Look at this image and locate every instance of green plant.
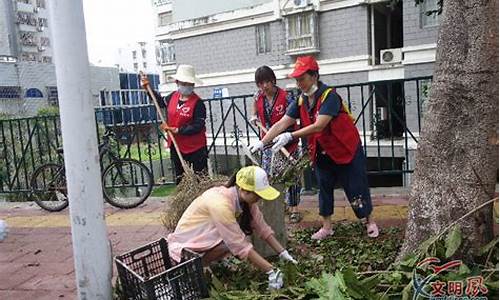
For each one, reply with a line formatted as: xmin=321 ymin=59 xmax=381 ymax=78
xmin=36 ymin=105 xmax=59 ymax=116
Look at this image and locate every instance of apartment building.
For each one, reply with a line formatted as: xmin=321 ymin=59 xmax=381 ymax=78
xmin=0 ymin=0 xmax=121 ymax=116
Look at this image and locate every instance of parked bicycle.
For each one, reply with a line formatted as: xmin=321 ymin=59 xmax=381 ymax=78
xmin=30 ymin=129 xmax=154 ymax=212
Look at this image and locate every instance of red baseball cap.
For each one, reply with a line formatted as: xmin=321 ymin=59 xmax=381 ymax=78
xmin=288 ymin=56 xmax=319 ymax=78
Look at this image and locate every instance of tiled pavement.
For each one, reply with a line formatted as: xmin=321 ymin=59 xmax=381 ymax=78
xmin=0 ymin=187 xmax=409 ymax=300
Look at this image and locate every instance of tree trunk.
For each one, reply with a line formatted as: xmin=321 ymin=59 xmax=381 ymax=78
xmin=252 ymin=184 xmax=287 ymax=257
xmin=399 ymin=0 xmax=498 ymax=258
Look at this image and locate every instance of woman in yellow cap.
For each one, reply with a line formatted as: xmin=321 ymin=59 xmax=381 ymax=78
xmin=167 ymin=166 xmax=296 ymax=290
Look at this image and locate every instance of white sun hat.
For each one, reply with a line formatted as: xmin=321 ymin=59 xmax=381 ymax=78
xmin=170 ymin=64 xmax=203 ymax=85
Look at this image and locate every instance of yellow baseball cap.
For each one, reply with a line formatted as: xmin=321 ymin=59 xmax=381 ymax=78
xmin=236 ymin=166 xmax=280 ymax=201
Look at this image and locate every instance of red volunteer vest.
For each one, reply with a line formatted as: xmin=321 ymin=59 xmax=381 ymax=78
xmin=166 ymin=91 xmax=207 ymax=154
xmin=299 ymin=88 xmax=360 ymax=164
xmin=256 ymin=88 xmax=298 ymax=153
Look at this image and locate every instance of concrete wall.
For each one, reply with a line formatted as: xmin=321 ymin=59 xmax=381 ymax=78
xmin=175 ymin=20 xmax=292 ymax=75
xmin=318 ymin=5 xmax=370 ymax=60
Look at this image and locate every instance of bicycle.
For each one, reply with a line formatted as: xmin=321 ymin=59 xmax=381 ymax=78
xmin=30 ymin=129 xmax=154 ymax=212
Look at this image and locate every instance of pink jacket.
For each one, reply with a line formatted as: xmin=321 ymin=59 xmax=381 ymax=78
xmin=167 ymin=186 xmax=274 ymax=262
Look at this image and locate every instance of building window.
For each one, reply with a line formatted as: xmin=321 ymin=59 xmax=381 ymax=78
xmin=36 ymin=0 xmax=45 ymax=9
xmin=25 ymin=88 xmax=43 ymax=98
xmin=420 ymin=0 xmax=440 ymax=28
xmin=285 ymin=11 xmax=319 ymax=54
xmin=40 ymin=37 xmax=50 ymax=46
xmin=46 ymin=86 xmax=58 ymax=105
xmin=16 ymin=12 xmax=37 ymax=26
xmin=256 ymin=23 xmax=271 ymax=54
xmin=159 ymin=40 xmax=175 ymax=64
xmin=0 ymin=86 xmax=21 ymax=99
xmin=20 ymin=31 xmax=37 ymax=46
xmin=154 ymin=0 xmax=172 ymax=6
xmin=132 ymin=50 xmax=137 ymax=60
xmin=17 ymin=0 xmax=31 ymax=4
xmin=133 ymin=63 xmax=138 ymax=71
xmin=38 ymin=17 xmax=48 ymax=27
xmin=158 ymin=12 xmax=172 ymax=27
xmin=143 ymin=62 xmax=147 ymax=69
xmin=142 ymin=49 xmax=147 ymax=59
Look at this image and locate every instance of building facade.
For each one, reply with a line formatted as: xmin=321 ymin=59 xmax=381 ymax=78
xmin=153 ymin=0 xmax=438 ymax=97
xmin=0 ymin=0 xmax=122 ymax=116
xmin=152 ymin=0 xmax=440 ymax=185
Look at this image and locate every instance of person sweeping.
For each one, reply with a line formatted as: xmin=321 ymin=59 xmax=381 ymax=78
xmin=250 ymin=56 xmax=379 ymax=240
xmin=140 ymin=65 xmax=208 ymax=184
xmin=166 ymin=166 xmax=297 ymax=290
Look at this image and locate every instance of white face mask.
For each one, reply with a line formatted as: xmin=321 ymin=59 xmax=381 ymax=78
xmin=304 ymin=84 xmax=318 ymax=97
xmin=178 ymin=85 xmax=194 ymax=96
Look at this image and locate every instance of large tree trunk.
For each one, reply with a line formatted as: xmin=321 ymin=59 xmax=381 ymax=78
xmin=399 ymin=0 xmax=498 ymax=258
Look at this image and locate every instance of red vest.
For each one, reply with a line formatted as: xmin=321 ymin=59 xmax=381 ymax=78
xmin=166 ymin=91 xmax=207 ymax=154
xmin=256 ymin=88 xmax=298 ymax=153
xmin=299 ymin=88 xmax=360 ymax=164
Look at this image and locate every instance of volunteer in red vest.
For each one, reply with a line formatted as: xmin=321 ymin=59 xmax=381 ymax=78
xmin=249 ymin=66 xmax=302 ymax=223
xmin=250 ymin=56 xmax=379 ymax=240
xmin=141 ymin=65 xmax=208 ymax=184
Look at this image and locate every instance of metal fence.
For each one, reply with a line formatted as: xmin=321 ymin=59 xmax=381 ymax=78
xmin=0 ymin=76 xmax=432 ymax=193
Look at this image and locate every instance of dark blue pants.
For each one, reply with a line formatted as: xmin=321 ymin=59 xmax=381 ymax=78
xmin=314 ymin=145 xmax=373 ymax=219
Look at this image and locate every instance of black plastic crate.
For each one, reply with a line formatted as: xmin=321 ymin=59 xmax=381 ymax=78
xmin=115 ymin=238 xmax=208 ymax=300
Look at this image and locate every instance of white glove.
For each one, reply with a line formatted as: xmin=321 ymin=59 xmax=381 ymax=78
xmin=267 ymin=269 xmax=283 ymax=290
xmin=279 ymin=250 xmax=298 ymax=264
xmin=271 ymin=132 xmax=293 ymax=153
xmin=249 ymin=141 xmax=264 ymax=153
xmin=249 ymin=115 xmax=259 ymax=125
xmin=0 ymin=219 xmax=8 ymax=242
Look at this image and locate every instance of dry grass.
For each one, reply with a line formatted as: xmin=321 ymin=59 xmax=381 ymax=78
xmin=161 ymin=168 xmax=228 ymax=230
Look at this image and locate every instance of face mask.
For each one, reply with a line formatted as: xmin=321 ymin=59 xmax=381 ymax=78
xmin=178 ymin=85 xmax=194 ymax=96
xmin=304 ymin=84 xmax=318 ymax=97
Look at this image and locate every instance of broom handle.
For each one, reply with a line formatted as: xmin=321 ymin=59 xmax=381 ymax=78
xmin=255 ymin=121 xmax=293 ymax=160
xmin=141 ymin=72 xmax=189 ymax=172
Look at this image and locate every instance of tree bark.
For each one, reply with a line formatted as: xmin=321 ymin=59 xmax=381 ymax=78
xmin=399 ymin=0 xmax=498 ymax=259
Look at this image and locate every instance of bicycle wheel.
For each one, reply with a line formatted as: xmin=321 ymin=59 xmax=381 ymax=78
xmin=102 ymin=158 xmax=153 ymax=209
xmin=30 ymin=163 xmax=69 ymax=212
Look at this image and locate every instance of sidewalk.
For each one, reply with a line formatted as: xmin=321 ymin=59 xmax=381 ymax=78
xmin=0 ymin=187 xmax=409 ymax=300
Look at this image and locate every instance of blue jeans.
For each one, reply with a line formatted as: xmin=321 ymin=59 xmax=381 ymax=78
xmin=262 ymin=148 xmax=301 ymax=207
xmin=314 ymin=145 xmax=373 ymax=218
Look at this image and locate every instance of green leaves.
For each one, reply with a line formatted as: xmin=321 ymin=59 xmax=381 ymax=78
xmin=445 ymin=225 xmax=462 ymax=258
xmin=305 ymin=272 xmax=350 ymax=300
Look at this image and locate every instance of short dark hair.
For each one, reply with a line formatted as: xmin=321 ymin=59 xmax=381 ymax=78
xmin=255 ymin=66 xmax=276 ymax=85
xmin=306 ymin=70 xmax=320 ymax=80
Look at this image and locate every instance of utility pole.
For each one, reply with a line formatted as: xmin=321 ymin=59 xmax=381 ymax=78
xmin=48 ymin=1 xmax=112 ymax=299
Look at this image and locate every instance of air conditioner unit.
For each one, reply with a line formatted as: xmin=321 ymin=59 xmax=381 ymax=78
xmin=380 ymin=48 xmax=402 ymax=64
xmin=33 ymin=7 xmax=39 ymax=13
xmin=37 ymin=26 xmax=44 ymax=32
xmin=37 ymin=46 xmax=45 ymax=52
xmin=293 ymin=0 xmax=309 ymax=8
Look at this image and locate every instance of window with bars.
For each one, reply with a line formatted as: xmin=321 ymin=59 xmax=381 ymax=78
xmin=420 ymin=0 xmax=440 ymax=28
xmin=159 ymin=41 xmax=175 ymax=64
xmin=16 ymin=12 xmax=37 ymax=26
xmin=0 ymin=87 xmax=21 ymax=99
xmin=20 ymin=32 xmax=38 ymax=46
xmin=38 ymin=17 xmax=48 ymax=27
xmin=285 ymin=11 xmax=319 ymax=54
xmin=256 ymin=23 xmax=271 ymax=54
xmin=46 ymin=86 xmax=58 ymax=105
